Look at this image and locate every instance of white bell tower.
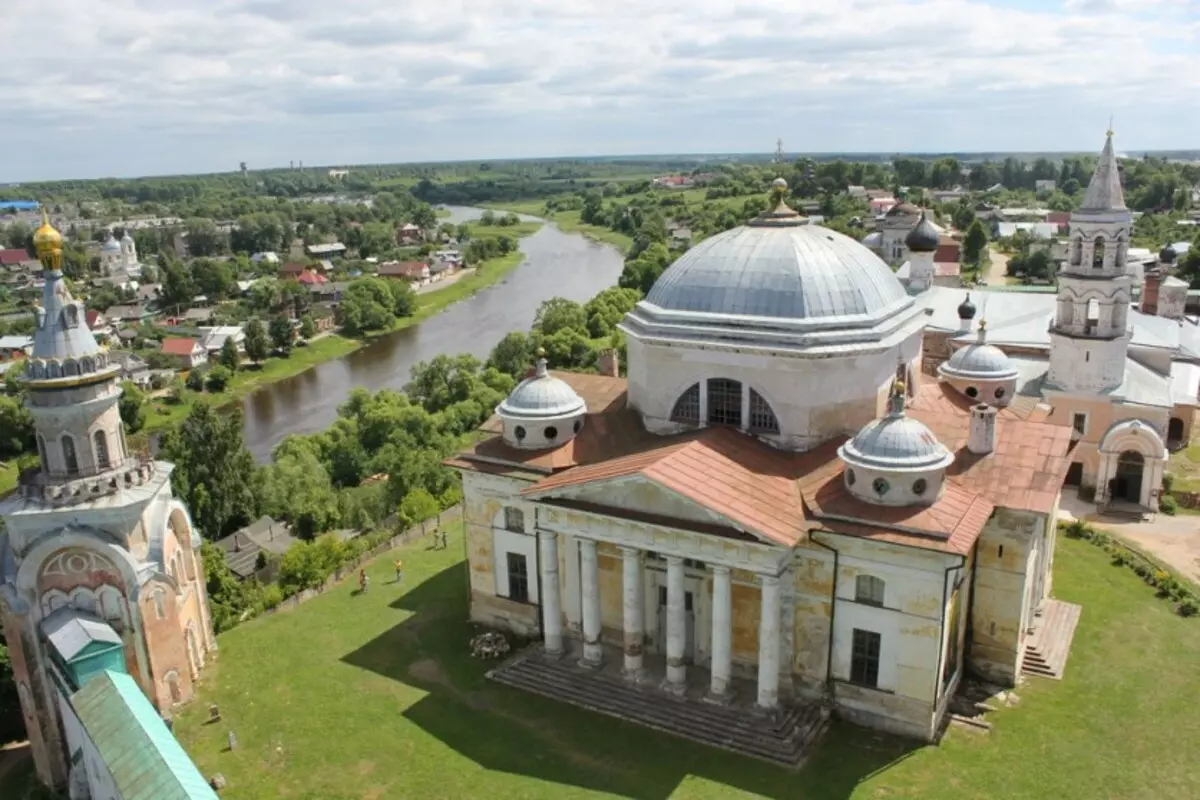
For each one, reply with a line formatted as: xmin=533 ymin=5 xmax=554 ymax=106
xmin=1048 ymin=131 xmax=1132 ymax=394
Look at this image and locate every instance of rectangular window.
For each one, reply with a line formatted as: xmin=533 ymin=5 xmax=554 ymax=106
xmin=850 ymin=629 xmax=881 ymax=688
xmin=503 ymin=506 xmax=525 ymax=533
xmin=506 ymin=552 xmax=529 ymax=603
xmin=854 ymin=575 xmax=885 ymax=607
xmin=706 ymin=378 xmax=742 ymax=427
xmin=1072 ymin=413 xmax=1086 ymax=436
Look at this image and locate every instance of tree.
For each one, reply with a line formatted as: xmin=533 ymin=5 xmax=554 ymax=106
xmin=219 ymin=337 xmax=240 ymax=371
xmin=299 ymin=314 xmax=316 ymax=340
xmin=0 ymin=395 xmax=34 ymax=459
xmin=260 ymin=450 xmax=340 ymax=539
xmin=117 ymin=381 xmax=147 ymax=434
xmin=584 ymin=286 xmax=641 ymax=338
xmin=185 ymin=368 xmax=206 ymax=392
xmin=963 ymin=219 xmax=989 ymax=264
xmin=951 ymin=204 xmax=976 ymax=232
xmin=191 ymin=258 xmax=237 ymax=300
xmin=269 ymin=315 xmax=294 ymax=353
xmin=184 ymin=218 xmax=224 ymax=257
xmin=533 ymin=297 xmax=587 ymax=336
xmin=205 ymin=364 xmax=232 ymax=392
xmin=244 ymin=317 xmax=270 ymax=363
xmin=338 ymin=277 xmax=411 ymax=335
xmin=160 ymin=404 xmax=259 ymax=539
xmin=159 ymin=258 xmax=194 ymax=308
xmin=399 ymin=487 xmax=440 ymax=529
xmin=487 ymin=331 xmax=534 ymax=378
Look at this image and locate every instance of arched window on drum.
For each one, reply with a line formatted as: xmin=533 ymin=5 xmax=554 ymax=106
xmin=748 ymin=389 xmax=779 ymax=434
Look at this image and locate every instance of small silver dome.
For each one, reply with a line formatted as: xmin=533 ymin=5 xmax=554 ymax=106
xmin=101 ymin=234 xmax=121 ymax=253
xmin=941 ymin=342 xmax=1018 ymax=381
xmin=644 ymin=223 xmax=909 ymax=323
xmin=497 ymin=360 xmax=586 ymax=419
xmin=839 ymin=413 xmax=954 ymax=472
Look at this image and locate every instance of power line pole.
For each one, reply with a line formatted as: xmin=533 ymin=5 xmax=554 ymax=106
xmin=774 ymin=137 xmax=784 ymax=164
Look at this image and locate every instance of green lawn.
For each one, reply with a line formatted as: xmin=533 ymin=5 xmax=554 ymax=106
xmin=0 ymin=462 xmax=17 ymax=496
xmin=173 ymin=529 xmax=1200 ymax=800
xmin=463 ymin=220 xmax=543 ymax=239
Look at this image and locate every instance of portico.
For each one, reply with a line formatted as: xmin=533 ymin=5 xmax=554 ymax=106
xmin=533 ymin=502 xmax=792 ymax=710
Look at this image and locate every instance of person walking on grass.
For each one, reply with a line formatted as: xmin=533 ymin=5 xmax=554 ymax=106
xmin=394 ymin=559 xmax=404 ymax=584
xmin=359 ymin=569 xmax=369 ymax=594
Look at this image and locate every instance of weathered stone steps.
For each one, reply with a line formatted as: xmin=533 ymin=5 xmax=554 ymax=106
xmin=488 ymin=656 xmax=829 ymax=767
xmin=1021 ymin=600 xmax=1082 ymax=680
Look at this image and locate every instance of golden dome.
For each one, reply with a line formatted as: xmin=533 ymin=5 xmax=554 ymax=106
xmin=33 ymin=210 xmax=62 ymax=253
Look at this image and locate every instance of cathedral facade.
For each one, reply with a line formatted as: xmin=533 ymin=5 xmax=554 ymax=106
xmin=0 ymin=216 xmax=216 ymax=790
xmin=450 ymin=180 xmax=1073 ymax=744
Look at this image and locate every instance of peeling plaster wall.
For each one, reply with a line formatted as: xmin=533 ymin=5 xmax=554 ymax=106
xmin=969 ymin=508 xmax=1047 ymax=685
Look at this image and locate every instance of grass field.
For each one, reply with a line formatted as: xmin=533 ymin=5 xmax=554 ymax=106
xmin=172 ymin=526 xmax=1200 ymax=800
xmin=0 ymin=462 xmax=17 ymax=496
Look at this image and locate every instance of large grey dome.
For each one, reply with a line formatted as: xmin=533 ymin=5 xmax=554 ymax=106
xmin=839 ymin=414 xmax=953 ymax=472
xmin=645 ymin=223 xmax=909 ymax=323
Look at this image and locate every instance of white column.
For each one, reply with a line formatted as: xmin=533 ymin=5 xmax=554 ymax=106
xmin=709 ymin=565 xmax=732 ymax=700
xmin=665 ymin=555 xmax=687 ymax=693
xmin=740 ymin=386 xmax=751 ymax=431
xmin=538 ymin=530 xmax=563 ymax=657
xmin=757 ymin=574 xmax=782 ymax=709
xmin=563 ymin=533 xmax=582 ymax=636
xmin=579 ymin=538 xmax=603 ymax=667
xmin=620 ymin=546 xmax=644 ymax=678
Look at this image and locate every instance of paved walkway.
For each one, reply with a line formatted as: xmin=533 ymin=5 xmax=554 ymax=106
xmin=985 ymin=247 xmax=1009 ymax=285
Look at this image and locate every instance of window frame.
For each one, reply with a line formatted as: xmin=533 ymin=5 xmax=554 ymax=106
xmin=854 ymin=574 xmax=886 ymax=607
xmin=502 ymin=506 xmax=525 ymax=533
xmin=706 ymin=377 xmax=742 ymax=427
xmin=669 ymin=383 xmax=701 ymax=425
xmin=849 ymin=628 xmax=882 ymax=688
xmin=1071 ymin=412 xmax=1087 ymax=436
xmin=506 ymin=551 xmax=530 ymax=603
xmin=748 ymin=388 xmax=780 ymax=434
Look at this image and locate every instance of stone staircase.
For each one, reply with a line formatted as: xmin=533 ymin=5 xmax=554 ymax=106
xmin=488 ymin=656 xmax=830 ymax=767
xmin=1020 ymin=599 xmax=1082 ymax=680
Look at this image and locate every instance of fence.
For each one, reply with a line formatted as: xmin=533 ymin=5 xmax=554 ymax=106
xmin=259 ymin=507 xmax=461 ymax=618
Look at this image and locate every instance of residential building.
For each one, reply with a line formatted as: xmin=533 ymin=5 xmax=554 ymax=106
xmin=0 ymin=215 xmax=217 ymax=792
xmin=305 ymin=242 xmax=346 ymax=258
xmin=1035 ymin=179 xmax=1057 ymax=193
xmin=160 ymin=338 xmax=208 ymax=369
xmin=197 ymin=326 xmax=245 ymax=355
xmin=379 ymin=261 xmax=429 ymax=283
xmin=103 ymin=305 xmax=155 ymax=327
xmin=213 ymin=516 xmax=298 ymax=582
xmin=396 ymin=223 xmax=424 ymax=245
xmin=0 ymin=334 xmax=32 ymax=360
xmin=250 ymin=251 xmax=280 ymax=265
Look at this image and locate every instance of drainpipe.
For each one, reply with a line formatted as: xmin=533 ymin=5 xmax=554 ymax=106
xmin=934 ymin=554 xmax=967 ymax=706
xmin=533 ymin=505 xmax=546 ymax=642
xmin=964 ymin=540 xmax=980 ymax=673
xmin=807 ymin=531 xmax=840 ymax=699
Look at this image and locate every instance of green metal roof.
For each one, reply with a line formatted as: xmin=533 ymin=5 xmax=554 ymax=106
xmin=72 ymin=671 xmax=217 ymax=800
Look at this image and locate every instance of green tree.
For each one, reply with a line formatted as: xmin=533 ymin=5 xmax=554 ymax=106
xmin=487 ymin=331 xmax=534 ymax=378
xmin=399 ymin=487 xmax=440 ymax=528
xmin=117 ymin=381 xmax=147 ymax=434
xmin=0 ymin=395 xmax=34 ymax=459
xmin=160 ymin=404 xmax=259 ymax=539
xmin=159 ymin=257 xmax=194 ymax=308
xmin=205 ymin=365 xmax=231 ymax=392
xmin=533 ymin=297 xmax=587 ymax=336
xmin=339 ymin=277 xmax=404 ymax=335
xmin=185 ymin=368 xmax=206 ymax=392
xmin=184 ymin=218 xmax=224 ymax=257
xmin=219 ymin=337 xmax=240 ymax=371
xmin=584 ymin=286 xmax=641 ymax=338
xmin=963 ymin=219 xmax=989 ymax=264
xmin=260 ymin=449 xmax=340 ymax=539
xmin=269 ymin=315 xmax=294 ymax=353
xmin=951 ymin=204 xmax=976 ymax=232
xmin=244 ymin=317 xmax=270 ymax=363
xmin=191 ymin=258 xmax=237 ymax=300
xmin=299 ymin=314 xmax=316 ymax=340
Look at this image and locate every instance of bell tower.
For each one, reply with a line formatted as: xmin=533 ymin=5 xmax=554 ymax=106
xmin=1048 ymin=131 xmax=1132 ymax=393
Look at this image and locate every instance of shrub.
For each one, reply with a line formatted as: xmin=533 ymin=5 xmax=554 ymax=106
xmin=1179 ymin=598 xmax=1200 ymax=617
xmin=185 ymin=369 xmax=205 ymax=392
xmin=1160 ymin=494 xmax=1178 ymax=516
xmin=263 ymin=584 xmax=284 ymax=611
xmin=205 ymin=365 xmax=232 ymax=392
xmin=1162 ymin=472 xmax=1176 ymax=494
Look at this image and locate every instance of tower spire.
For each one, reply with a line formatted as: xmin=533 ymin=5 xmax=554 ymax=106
xmin=1080 ymin=129 xmax=1126 ymax=212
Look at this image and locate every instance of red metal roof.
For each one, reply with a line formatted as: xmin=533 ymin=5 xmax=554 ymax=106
xmin=161 ymin=338 xmax=200 ymax=356
xmin=0 ymin=249 xmax=31 ymax=266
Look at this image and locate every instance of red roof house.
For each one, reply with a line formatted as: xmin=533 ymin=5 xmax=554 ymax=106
xmin=295 ymin=269 xmax=329 ymax=286
xmin=0 ymin=248 xmax=32 ymax=266
xmin=161 ymin=337 xmax=208 ymax=368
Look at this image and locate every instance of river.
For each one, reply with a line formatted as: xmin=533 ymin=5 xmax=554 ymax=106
xmin=238 ymin=206 xmax=625 ymax=461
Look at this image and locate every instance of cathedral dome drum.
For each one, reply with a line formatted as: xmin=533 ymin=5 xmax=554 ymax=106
xmin=938 ymin=322 xmax=1019 ymax=406
xmin=100 ymin=234 xmax=121 ymax=254
xmin=496 ymin=351 xmax=588 ymax=450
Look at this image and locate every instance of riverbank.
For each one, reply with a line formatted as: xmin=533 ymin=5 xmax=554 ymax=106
xmin=481 ymin=202 xmax=633 ymax=254
xmin=141 ymin=246 xmax=532 ymax=435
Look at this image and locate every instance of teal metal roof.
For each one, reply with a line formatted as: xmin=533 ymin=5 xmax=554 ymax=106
xmin=72 ymin=671 xmax=217 ymax=800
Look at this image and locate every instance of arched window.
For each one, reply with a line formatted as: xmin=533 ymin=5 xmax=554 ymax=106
xmin=1093 ymin=236 xmax=1105 ymax=268
xmin=41 ymin=590 xmax=68 ymax=616
xmin=80 ymin=357 xmax=93 ymax=373
xmin=165 ymin=670 xmax=182 ymax=703
xmin=71 ymin=588 xmax=97 ymax=615
xmin=855 ymin=574 xmax=886 ymax=607
xmin=62 ymin=435 xmax=79 ymax=476
xmin=670 ymin=383 xmax=700 ymax=424
xmin=98 ymin=586 xmax=126 ymax=625
xmin=748 ymin=389 xmax=779 ymax=434
xmin=706 ymin=378 xmax=742 ymax=426
xmin=66 ymin=306 xmax=78 ymax=327
xmin=1086 ymin=297 xmax=1100 ymax=333
xmin=153 ymin=589 xmax=166 ymax=620
xmin=1115 ymin=235 xmax=1126 ymax=267
xmin=94 ymin=430 xmax=110 ymax=470
xmin=1072 ymin=236 xmax=1082 ymax=265
xmin=64 ymin=360 xmax=78 ymax=376
xmin=36 ymin=434 xmax=47 ymax=468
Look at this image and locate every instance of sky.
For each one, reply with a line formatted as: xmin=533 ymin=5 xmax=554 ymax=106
xmin=1 ymin=0 xmax=1198 ymax=182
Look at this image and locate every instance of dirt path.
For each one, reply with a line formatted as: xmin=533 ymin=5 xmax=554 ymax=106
xmin=986 ymin=247 xmax=1009 ymax=285
xmin=1059 ymin=493 xmax=1200 ymax=584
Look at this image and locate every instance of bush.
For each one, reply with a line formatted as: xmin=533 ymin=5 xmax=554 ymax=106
xmin=1180 ymin=598 xmax=1200 ymax=617
xmin=263 ymin=584 xmax=284 ymax=611
xmin=1160 ymin=494 xmax=1178 ymax=516
xmin=205 ymin=365 xmax=232 ymax=392
xmin=1162 ymin=472 xmax=1176 ymax=494
xmin=185 ymin=369 xmax=206 ymax=392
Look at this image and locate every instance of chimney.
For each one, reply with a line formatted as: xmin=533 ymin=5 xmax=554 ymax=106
xmin=1142 ymin=267 xmax=1163 ymax=316
xmin=597 ymin=348 xmax=620 ymax=377
xmin=968 ymin=404 xmax=997 ymax=455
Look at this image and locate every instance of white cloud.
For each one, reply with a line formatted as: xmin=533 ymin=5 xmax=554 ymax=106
xmin=0 ymin=0 xmax=1197 ymax=180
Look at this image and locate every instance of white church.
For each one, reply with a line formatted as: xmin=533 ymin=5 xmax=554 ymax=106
xmin=444 ymin=143 xmax=1142 ymax=759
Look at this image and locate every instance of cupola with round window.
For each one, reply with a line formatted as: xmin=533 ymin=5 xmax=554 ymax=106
xmin=937 ymin=320 xmax=1019 ymax=407
xmin=496 ymin=349 xmax=588 ymax=451
xmin=837 ymin=379 xmax=954 ymax=507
